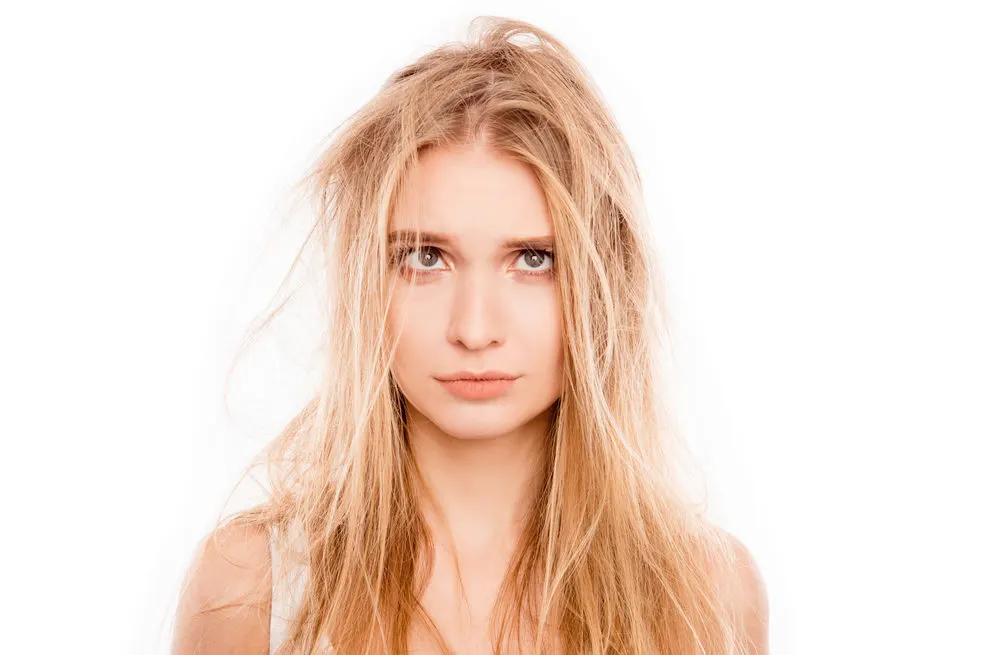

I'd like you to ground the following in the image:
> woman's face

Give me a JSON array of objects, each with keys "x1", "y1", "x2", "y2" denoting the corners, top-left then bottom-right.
[{"x1": 387, "y1": 143, "x2": 563, "y2": 439}]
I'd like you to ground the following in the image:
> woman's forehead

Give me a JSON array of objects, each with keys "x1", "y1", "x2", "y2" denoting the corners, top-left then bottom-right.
[{"x1": 390, "y1": 144, "x2": 551, "y2": 240}]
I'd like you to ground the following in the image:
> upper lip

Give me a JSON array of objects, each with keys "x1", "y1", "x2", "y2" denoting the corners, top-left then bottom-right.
[{"x1": 436, "y1": 370, "x2": 520, "y2": 381}]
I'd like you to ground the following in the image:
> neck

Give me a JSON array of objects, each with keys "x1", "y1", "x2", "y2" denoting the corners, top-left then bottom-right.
[{"x1": 406, "y1": 406, "x2": 552, "y2": 557}]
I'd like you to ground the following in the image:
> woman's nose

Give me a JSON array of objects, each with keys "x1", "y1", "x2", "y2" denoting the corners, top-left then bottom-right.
[{"x1": 445, "y1": 268, "x2": 506, "y2": 351}]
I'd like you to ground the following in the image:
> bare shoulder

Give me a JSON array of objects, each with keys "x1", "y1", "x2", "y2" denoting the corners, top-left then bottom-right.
[
  {"x1": 719, "y1": 530, "x2": 770, "y2": 655},
  {"x1": 171, "y1": 519, "x2": 273, "y2": 655}
]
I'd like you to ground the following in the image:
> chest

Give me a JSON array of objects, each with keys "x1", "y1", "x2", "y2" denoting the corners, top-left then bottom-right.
[
  {"x1": 407, "y1": 542, "x2": 563, "y2": 655},
  {"x1": 409, "y1": 541, "x2": 509, "y2": 654}
]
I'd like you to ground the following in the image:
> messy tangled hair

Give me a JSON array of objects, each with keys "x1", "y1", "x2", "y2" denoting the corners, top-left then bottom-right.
[{"x1": 183, "y1": 15, "x2": 753, "y2": 655}]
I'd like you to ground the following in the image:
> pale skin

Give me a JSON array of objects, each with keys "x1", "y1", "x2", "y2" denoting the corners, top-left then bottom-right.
[
  {"x1": 386, "y1": 141, "x2": 563, "y2": 652},
  {"x1": 171, "y1": 142, "x2": 769, "y2": 654}
]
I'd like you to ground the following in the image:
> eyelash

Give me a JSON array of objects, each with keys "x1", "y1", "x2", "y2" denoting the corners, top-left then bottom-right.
[{"x1": 390, "y1": 246, "x2": 555, "y2": 278}]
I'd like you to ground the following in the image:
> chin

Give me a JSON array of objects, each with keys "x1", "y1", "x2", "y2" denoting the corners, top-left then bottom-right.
[{"x1": 427, "y1": 406, "x2": 526, "y2": 440}]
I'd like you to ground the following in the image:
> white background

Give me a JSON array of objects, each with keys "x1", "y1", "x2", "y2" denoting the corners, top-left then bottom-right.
[{"x1": 2, "y1": 2, "x2": 997, "y2": 653}]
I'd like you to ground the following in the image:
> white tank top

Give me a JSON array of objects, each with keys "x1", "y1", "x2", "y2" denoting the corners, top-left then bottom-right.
[{"x1": 268, "y1": 523, "x2": 309, "y2": 655}]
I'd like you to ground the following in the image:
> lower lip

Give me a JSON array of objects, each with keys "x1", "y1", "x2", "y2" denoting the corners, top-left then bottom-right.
[{"x1": 437, "y1": 377, "x2": 518, "y2": 400}]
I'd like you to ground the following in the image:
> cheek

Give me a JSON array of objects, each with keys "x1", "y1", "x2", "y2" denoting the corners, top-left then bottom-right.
[
  {"x1": 387, "y1": 291, "x2": 439, "y2": 377},
  {"x1": 513, "y1": 289, "x2": 563, "y2": 369},
  {"x1": 386, "y1": 295, "x2": 410, "y2": 382}
]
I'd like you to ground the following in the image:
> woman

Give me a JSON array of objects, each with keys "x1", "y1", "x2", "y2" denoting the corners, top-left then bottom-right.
[{"x1": 172, "y1": 16, "x2": 768, "y2": 655}]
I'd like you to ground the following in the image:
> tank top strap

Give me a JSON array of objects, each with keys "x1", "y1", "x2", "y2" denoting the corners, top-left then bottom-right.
[{"x1": 268, "y1": 521, "x2": 309, "y2": 655}]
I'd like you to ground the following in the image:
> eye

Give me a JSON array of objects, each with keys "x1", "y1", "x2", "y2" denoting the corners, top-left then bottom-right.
[
  {"x1": 395, "y1": 246, "x2": 447, "y2": 272},
  {"x1": 513, "y1": 248, "x2": 554, "y2": 274}
]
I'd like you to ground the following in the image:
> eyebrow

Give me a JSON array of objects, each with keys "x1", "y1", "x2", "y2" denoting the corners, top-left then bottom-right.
[{"x1": 387, "y1": 229, "x2": 554, "y2": 251}]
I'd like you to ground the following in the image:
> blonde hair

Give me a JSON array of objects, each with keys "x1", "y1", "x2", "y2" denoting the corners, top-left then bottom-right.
[{"x1": 190, "y1": 16, "x2": 752, "y2": 655}]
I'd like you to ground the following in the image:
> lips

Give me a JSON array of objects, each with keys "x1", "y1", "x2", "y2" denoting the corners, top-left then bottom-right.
[
  {"x1": 436, "y1": 376, "x2": 519, "y2": 400},
  {"x1": 435, "y1": 370, "x2": 518, "y2": 381}
]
